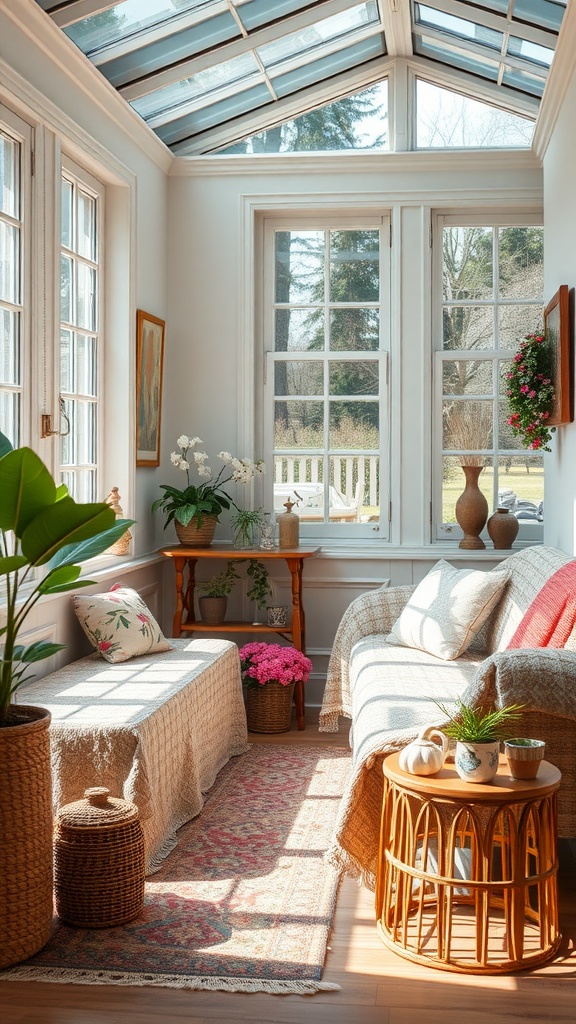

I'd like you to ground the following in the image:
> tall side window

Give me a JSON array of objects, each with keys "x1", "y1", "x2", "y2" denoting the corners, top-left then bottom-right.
[
  {"x1": 0, "y1": 110, "x2": 31, "y2": 448},
  {"x1": 263, "y1": 219, "x2": 390, "y2": 539},
  {"x1": 59, "y1": 160, "x2": 103, "y2": 502},
  {"x1": 433, "y1": 217, "x2": 544, "y2": 542}
]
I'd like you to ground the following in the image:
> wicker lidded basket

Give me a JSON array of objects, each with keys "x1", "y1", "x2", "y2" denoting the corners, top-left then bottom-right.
[
  {"x1": 54, "y1": 786, "x2": 145, "y2": 928},
  {"x1": 244, "y1": 681, "x2": 295, "y2": 733}
]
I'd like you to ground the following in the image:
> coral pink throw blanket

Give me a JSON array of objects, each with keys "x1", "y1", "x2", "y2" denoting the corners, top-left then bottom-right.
[{"x1": 507, "y1": 561, "x2": 576, "y2": 649}]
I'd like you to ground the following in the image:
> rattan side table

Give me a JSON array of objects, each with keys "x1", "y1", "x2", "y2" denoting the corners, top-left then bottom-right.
[{"x1": 376, "y1": 753, "x2": 561, "y2": 974}]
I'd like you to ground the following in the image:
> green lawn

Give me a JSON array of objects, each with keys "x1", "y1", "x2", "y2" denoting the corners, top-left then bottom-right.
[{"x1": 443, "y1": 465, "x2": 544, "y2": 523}]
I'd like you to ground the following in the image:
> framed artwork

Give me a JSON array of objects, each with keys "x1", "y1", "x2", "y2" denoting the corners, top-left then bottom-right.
[
  {"x1": 136, "y1": 309, "x2": 165, "y2": 467},
  {"x1": 545, "y1": 285, "x2": 573, "y2": 427}
]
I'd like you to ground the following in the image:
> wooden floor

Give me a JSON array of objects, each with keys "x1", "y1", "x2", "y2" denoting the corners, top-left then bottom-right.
[{"x1": 1, "y1": 709, "x2": 575, "y2": 1024}]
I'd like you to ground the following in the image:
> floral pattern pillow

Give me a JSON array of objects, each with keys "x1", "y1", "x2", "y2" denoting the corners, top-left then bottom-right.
[{"x1": 72, "y1": 585, "x2": 172, "y2": 663}]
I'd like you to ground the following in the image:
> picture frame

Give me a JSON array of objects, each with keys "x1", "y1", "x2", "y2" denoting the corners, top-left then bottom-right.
[
  {"x1": 545, "y1": 284, "x2": 573, "y2": 427},
  {"x1": 136, "y1": 309, "x2": 165, "y2": 467}
]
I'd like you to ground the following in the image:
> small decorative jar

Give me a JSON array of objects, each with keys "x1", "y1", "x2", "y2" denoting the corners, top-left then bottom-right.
[
  {"x1": 487, "y1": 507, "x2": 519, "y2": 550},
  {"x1": 259, "y1": 513, "x2": 276, "y2": 550},
  {"x1": 278, "y1": 500, "x2": 299, "y2": 549}
]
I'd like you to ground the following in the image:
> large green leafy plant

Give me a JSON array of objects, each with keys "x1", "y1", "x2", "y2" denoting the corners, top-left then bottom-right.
[{"x1": 0, "y1": 431, "x2": 134, "y2": 724}]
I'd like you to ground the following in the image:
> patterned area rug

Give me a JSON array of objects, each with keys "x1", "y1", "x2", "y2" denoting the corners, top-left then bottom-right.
[{"x1": 2, "y1": 745, "x2": 351, "y2": 995}]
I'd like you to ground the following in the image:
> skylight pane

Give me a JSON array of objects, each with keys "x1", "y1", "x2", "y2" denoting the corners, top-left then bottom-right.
[
  {"x1": 273, "y1": 38, "x2": 385, "y2": 96},
  {"x1": 157, "y1": 83, "x2": 273, "y2": 145},
  {"x1": 237, "y1": 0, "x2": 322, "y2": 32},
  {"x1": 512, "y1": 0, "x2": 566, "y2": 32},
  {"x1": 415, "y1": 39, "x2": 499, "y2": 81},
  {"x1": 507, "y1": 36, "x2": 553, "y2": 67},
  {"x1": 65, "y1": 0, "x2": 215, "y2": 55},
  {"x1": 218, "y1": 81, "x2": 388, "y2": 153},
  {"x1": 131, "y1": 53, "x2": 259, "y2": 121},
  {"x1": 416, "y1": 80, "x2": 534, "y2": 148},
  {"x1": 416, "y1": 5, "x2": 503, "y2": 52},
  {"x1": 501, "y1": 67, "x2": 546, "y2": 97},
  {"x1": 257, "y1": 1, "x2": 379, "y2": 70}
]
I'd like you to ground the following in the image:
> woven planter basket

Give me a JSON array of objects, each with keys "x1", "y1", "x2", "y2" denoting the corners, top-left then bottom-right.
[
  {"x1": 244, "y1": 681, "x2": 295, "y2": 734},
  {"x1": 54, "y1": 786, "x2": 145, "y2": 928},
  {"x1": 0, "y1": 705, "x2": 53, "y2": 969},
  {"x1": 175, "y1": 515, "x2": 218, "y2": 547}
]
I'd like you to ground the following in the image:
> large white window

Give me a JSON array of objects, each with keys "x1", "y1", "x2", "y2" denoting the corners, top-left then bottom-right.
[
  {"x1": 0, "y1": 108, "x2": 31, "y2": 448},
  {"x1": 433, "y1": 216, "x2": 545, "y2": 543},
  {"x1": 263, "y1": 217, "x2": 390, "y2": 540},
  {"x1": 59, "y1": 160, "x2": 103, "y2": 503}
]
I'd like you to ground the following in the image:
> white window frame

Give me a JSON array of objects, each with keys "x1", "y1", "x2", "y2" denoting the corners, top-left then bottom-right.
[
  {"x1": 261, "y1": 212, "x2": 391, "y2": 542},
  {"x1": 431, "y1": 211, "x2": 545, "y2": 546},
  {"x1": 58, "y1": 155, "x2": 104, "y2": 503}
]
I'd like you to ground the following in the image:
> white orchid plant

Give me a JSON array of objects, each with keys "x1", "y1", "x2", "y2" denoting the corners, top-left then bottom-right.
[{"x1": 152, "y1": 434, "x2": 264, "y2": 530}]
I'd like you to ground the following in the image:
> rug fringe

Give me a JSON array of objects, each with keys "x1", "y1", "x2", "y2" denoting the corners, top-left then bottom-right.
[{"x1": 0, "y1": 966, "x2": 341, "y2": 994}]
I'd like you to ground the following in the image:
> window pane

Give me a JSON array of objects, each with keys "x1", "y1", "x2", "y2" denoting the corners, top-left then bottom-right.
[
  {"x1": 329, "y1": 400, "x2": 378, "y2": 448},
  {"x1": 0, "y1": 389, "x2": 19, "y2": 447},
  {"x1": 61, "y1": 179, "x2": 72, "y2": 249},
  {"x1": 61, "y1": 329, "x2": 97, "y2": 396},
  {"x1": 443, "y1": 227, "x2": 493, "y2": 301},
  {"x1": 61, "y1": 254, "x2": 73, "y2": 322},
  {"x1": 275, "y1": 360, "x2": 323, "y2": 395},
  {"x1": 77, "y1": 190, "x2": 96, "y2": 261},
  {"x1": 497, "y1": 455, "x2": 544, "y2": 517},
  {"x1": 60, "y1": 398, "x2": 96, "y2": 468},
  {"x1": 330, "y1": 360, "x2": 378, "y2": 395},
  {"x1": 0, "y1": 308, "x2": 20, "y2": 383},
  {"x1": 275, "y1": 231, "x2": 324, "y2": 303},
  {"x1": 498, "y1": 305, "x2": 543, "y2": 347},
  {"x1": 0, "y1": 132, "x2": 19, "y2": 218},
  {"x1": 443, "y1": 305, "x2": 494, "y2": 350},
  {"x1": 329, "y1": 230, "x2": 379, "y2": 302},
  {"x1": 76, "y1": 263, "x2": 97, "y2": 331},
  {"x1": 443, "y1": 359, "x2": 492, "y2": 395},
  {"x1": 275, "y1": 308, "x2": 324, "y2": 351},
  {"x1": 330, "y1": 454, "x2": 376, "y2": 520},
  {"x1": 274, "y1": 399, "x2": 323, "y2": 447},
  {"x1": 330, "y1": 307, "x2": 378, "y2": 350},
  {"x1": 443, "y1": 398, "x2": 493, "y2": 450},
  {"x1": 0, "y1": 222, "x2": 19, "y2": 304},
  {"x1": 61, "y1": 469, "x2": 96, "y2": 504},
  {"x1": 498, "y1": 226, "x2": 544, "y2": 299},
  {"x1": 417, "y1": 80, "x2": 534, "y2": 148}
]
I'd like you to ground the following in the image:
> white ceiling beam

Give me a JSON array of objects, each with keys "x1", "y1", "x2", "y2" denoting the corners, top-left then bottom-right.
[{"x1": 380, "y1": 0, "x2": 413, "y2": 56}]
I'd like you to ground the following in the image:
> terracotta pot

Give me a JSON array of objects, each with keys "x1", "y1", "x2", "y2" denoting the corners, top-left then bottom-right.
[
  {"x1": 487, "y1": 507, "x2": 519, "y2": 550},
  {"x1": 455, "y1": 466, "x2": 489, "y2": 550},
  {"x1": 504, "y1": 738, "x2": 545, "y2": 779},
  {"x1": 174, "y1": 515, "x2": 218, "y2": 547},
  {"x1": 0, "y1": 705, "x2": 53, "y2": 968},
  {"x1": 198, "y1": 595, "x2": 227, "y2": 625}
]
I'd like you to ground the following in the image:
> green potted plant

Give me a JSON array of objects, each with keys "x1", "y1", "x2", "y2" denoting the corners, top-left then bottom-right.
[
  {"x1": 197, "y1": 561, "x2": 240, "y2": 625},
  {"x1": 0, "y1": 430, "x2": 134, "y2": 968},
  {"x1": 433, "y1": 698, "x2": 524, "y2": 784},
  {"x1": 230, "y1": 507, "x2": 263, "y2": 549},
  {"x1": 152, "y1": 433, "x2": 264, "y2": 546},
  {"x1": 245, "y1": 558, "x2": 272, "y2": 623}
]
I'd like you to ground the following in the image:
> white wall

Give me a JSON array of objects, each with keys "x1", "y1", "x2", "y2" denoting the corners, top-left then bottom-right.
[{"x1": 542, "y1": 60, "x2": 576, "y2": 556}]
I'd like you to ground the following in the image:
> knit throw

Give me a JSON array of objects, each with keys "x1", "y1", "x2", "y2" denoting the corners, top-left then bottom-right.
[{"x1": 506, "y1": 561, "x2": 576, "y2": 649}]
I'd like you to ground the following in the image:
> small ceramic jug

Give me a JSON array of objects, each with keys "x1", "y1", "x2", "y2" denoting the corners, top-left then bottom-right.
[{"x1": 398, "y1": 725, "x2": 448, "y2": 776}]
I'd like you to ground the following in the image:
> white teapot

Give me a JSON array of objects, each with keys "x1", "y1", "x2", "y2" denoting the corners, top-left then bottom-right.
[{"x1": 398, "y1": 725, "x2": 448, "y2": 776}]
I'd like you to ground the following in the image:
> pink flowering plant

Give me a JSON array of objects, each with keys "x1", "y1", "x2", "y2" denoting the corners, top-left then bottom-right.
[
  {"x1": 239, "y1": 642, "x2": 312, "y2": 689},
  {"x1": 504, "y1": 334, "x2": 556, "y2": 451}
]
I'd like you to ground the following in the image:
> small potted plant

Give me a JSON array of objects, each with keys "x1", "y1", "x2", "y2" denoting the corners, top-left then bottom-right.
[
  {"x1": 239, "y1": 642, "x2": 312, "y2": 733},
  {"x1": 245, "y1": 558, "x2": 272, "y2": 624},
  {"x1": 230, "y1": 507, "x2": 263, "y2": 549},
  {"x1": 433, "y1": 698, "x2": 524, "y2": 784},
  {"x1": 197, "y1": 561, "x2": 240, "y2": 625},
  {"x1": 504, "y1": 737, "x2": 546, "y2": 779}
]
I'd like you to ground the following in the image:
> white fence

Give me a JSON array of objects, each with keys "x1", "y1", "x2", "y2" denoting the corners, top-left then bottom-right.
[{"x1": 274, "y1": 455, "x2": 379, "y2": 511}]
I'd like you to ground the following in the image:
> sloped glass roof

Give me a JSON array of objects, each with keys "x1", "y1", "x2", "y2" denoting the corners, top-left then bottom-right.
[{"x1": 35, "y1": 0, "x2": 567, "y2": 155}]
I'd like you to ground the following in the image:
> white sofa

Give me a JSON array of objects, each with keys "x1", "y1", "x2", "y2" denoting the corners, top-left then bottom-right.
[{"x1": 319, "y1": 545, "x2": 576, "y2": 890}]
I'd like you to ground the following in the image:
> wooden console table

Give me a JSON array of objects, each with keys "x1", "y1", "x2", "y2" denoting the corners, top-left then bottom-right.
[{"x1": 160, "y1": 544, "x2": 320, "y2": 730}]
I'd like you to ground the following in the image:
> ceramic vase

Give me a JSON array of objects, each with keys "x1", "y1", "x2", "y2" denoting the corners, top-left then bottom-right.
[
  {"x1": 487, "y1": 507, "x2": 519, "y2": 550},
  {"x1": 455, "y1": 466, "x2": 489, "y2": 550},
  {"x1": 455, "y1": 739, "x2": 500, "y2": 783}
]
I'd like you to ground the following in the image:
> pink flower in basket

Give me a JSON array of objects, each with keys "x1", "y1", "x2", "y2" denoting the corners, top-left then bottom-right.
[{"x1": 239, "y1": 642, "x2": 312, "y2": 688}]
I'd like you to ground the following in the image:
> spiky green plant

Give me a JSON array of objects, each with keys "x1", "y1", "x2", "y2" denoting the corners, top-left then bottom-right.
[{"x1": 433, "y1": 698, "x2": 524, "y2": 742}]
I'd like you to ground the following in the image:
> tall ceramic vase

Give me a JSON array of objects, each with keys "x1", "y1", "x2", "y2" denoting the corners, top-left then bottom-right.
[{"x1": 455, "y1": 465, "x2": 488, "y2": 550}]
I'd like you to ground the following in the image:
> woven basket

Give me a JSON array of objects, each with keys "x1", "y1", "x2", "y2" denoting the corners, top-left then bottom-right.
[
  {"x1": 54, "y1": 786, "x2": 145, "y2": 928},
  {"x1": 0, "y1": 705, "x2": 53, "y2": 969},
  {"x1": 244, "y1": 681, "x2": 295, "y2": 733},
  {"x1": 175, "y1": 515, "x2": 218, "y2": 547}
]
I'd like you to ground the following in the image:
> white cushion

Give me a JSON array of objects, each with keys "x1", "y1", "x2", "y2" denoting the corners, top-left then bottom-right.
[
  {"x1": 386, "y1": 560, "x2": 510, "y2": 661},
  {"x1": 72, "y1": 585, "x2": 172, "y2": 663}
]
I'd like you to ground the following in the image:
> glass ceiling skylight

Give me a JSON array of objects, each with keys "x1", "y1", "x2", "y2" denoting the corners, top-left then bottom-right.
[{"x1": 34, "y1": 0, "x2": 568, "y2": 156}]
